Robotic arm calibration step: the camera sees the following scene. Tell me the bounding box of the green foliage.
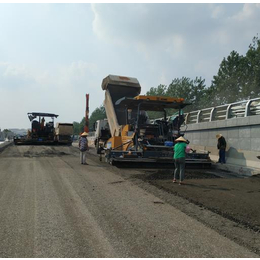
[146,84,168,119]
[89,105,106,131]
[72,121,80,135]
[72,120,85,135]
[146,35,260,112]
[79,117,86,133]
[72,118,87,135]
[146,84,167,96]
[210,51,248,105]
[210,35,260,105]
[167,77,207,111]
[146,77,207,118]
[246,35,260,99]
[2,129,14,139]
[73,106,106,134]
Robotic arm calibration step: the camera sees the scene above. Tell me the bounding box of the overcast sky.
[0,3,260,129]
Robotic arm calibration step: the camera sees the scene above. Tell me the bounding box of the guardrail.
[185,98,260,124]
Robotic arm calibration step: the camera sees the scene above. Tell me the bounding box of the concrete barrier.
[181,115,260,176]
[0,141,13,153]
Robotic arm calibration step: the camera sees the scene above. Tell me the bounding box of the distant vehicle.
[54,123,73,145]
[14,112,73,145]
[94,119,111,154]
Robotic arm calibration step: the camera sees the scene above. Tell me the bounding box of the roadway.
[0,144,259,257]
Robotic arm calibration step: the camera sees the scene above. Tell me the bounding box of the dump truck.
[100,75,211,167]
[54,123,73,145]
[14,112,73,145]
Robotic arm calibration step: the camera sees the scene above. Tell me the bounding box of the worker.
[216,134,226,164]
[79,132,89,165]
[173,136,187,185]
[40,117,45,130]
[27,129,31,138]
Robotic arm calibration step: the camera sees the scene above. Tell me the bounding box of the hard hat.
[81,132,89,136]
[175,136,187,142]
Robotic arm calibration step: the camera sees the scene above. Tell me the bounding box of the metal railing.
[185,98,260,124]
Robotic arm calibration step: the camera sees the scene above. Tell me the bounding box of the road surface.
[0,144,258,257]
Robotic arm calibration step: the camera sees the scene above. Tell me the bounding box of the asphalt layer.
[0,144,259,257]
[89,146,260,255]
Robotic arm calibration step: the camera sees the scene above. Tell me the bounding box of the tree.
[73,121,80,135]
[89,105,106,131]
[146,84,168,118]
[79,117,86,133]
[210,51,247,105]
[167,77,207,112]
[210,35,260,105]
[245,35,260,99]
[2,129,14,140]
[73,105,107,134]
[146,77,207,118]
[146,84,167,96]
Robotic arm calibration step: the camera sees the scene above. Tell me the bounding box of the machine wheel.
[105,157,111,164]
[96,141,101,154]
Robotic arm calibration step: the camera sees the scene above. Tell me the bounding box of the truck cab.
[94,119,111,154]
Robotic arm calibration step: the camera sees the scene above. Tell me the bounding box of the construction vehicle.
[14,112,73,145]
[54,123,73,145]
[94,119,111,154]
[100,75,211,167]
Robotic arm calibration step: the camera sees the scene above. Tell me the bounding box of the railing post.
[245,100,252,117]
[210,107,215,121]
[197,110,201,123]
[226,104,232,119]
[185,113,190,124]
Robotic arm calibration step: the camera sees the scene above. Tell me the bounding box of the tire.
[96,141,100,154]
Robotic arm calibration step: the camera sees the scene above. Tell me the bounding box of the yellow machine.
[105,96,186,151]
[100,75,211,166]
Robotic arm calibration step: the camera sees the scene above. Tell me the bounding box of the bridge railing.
[185,98,260,124]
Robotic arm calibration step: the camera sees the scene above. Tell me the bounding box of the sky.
[0,3,260,129]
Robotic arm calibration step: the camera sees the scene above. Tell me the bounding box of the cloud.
[210,5,225,19]
[1,3,260,129]
[232,3,260,21]
[0,61,100,129]
[0,62,36,91]
[91,3,260,88]
[91,4,212,47]
[164,34,185,59]
[66,61,98,80]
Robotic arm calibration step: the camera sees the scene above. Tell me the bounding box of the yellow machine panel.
[121,135,134,151]
[121,125,135,151]
[106,136,122,150]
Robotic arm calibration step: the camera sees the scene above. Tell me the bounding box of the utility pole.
[84,94,89,133]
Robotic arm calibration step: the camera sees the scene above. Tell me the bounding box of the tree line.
[73,105,106,135]
[147,35,260,112]
[73,35,260,133]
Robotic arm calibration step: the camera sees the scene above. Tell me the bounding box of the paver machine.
[101,75,211,167]
[14,112,58,145]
